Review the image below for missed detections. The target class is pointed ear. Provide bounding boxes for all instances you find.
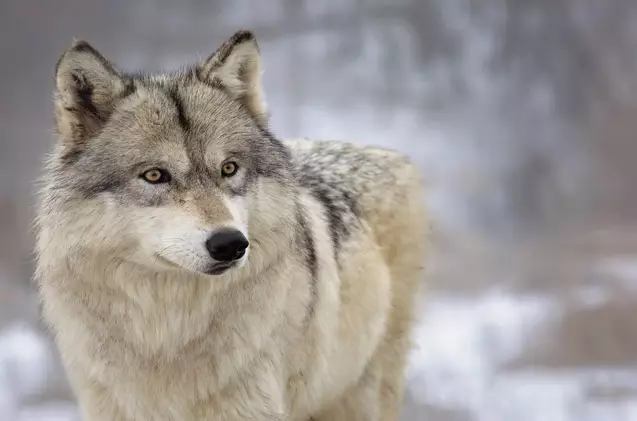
[197,30,268,125]
[54,41,133,148]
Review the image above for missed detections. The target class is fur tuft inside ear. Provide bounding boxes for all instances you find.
[197,30,268,124]
[54,41,132,150]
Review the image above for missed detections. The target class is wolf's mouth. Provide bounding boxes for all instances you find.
[204,261,238,276]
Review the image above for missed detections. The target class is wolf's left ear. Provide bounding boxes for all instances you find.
[197,30,268,125]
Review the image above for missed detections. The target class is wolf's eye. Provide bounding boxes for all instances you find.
[141,168,171,184]
[221,162,239,177]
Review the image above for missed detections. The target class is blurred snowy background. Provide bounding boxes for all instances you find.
[2,1,637,420]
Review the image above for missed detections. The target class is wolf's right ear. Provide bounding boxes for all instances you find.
[54,41,132,148]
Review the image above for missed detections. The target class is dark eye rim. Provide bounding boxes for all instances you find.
[141,168,172,184]
[221,161,239,177]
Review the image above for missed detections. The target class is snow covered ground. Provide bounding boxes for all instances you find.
[406,291,637,421]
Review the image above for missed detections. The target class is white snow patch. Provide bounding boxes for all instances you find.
[406,290,555,409]
[406,291,637,421]
[0,323,63,421]
[0,323,51,398]
[481,369,637,421]
[17,402,80,421]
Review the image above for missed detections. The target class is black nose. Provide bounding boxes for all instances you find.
[205,229,249,262]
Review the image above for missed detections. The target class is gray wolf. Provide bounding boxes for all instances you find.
[35,29,429,421]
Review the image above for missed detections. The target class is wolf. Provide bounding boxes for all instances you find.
[35,29,428,421]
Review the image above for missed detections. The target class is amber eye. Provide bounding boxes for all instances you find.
[221,162,239,177]
[141,168,171,184]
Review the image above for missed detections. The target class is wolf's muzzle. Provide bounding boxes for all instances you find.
[205,229,249,262]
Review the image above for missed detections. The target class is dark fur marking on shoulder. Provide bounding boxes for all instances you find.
[296,166,360,255]
[166,86,190,132]
[297,203,318,326]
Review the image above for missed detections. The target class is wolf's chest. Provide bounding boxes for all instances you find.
[90,317,293,421]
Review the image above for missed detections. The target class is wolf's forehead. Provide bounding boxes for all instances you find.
[131,75,253,149]
[117,74,253,160]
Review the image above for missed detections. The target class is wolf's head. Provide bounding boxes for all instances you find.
[37,31,297,277]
